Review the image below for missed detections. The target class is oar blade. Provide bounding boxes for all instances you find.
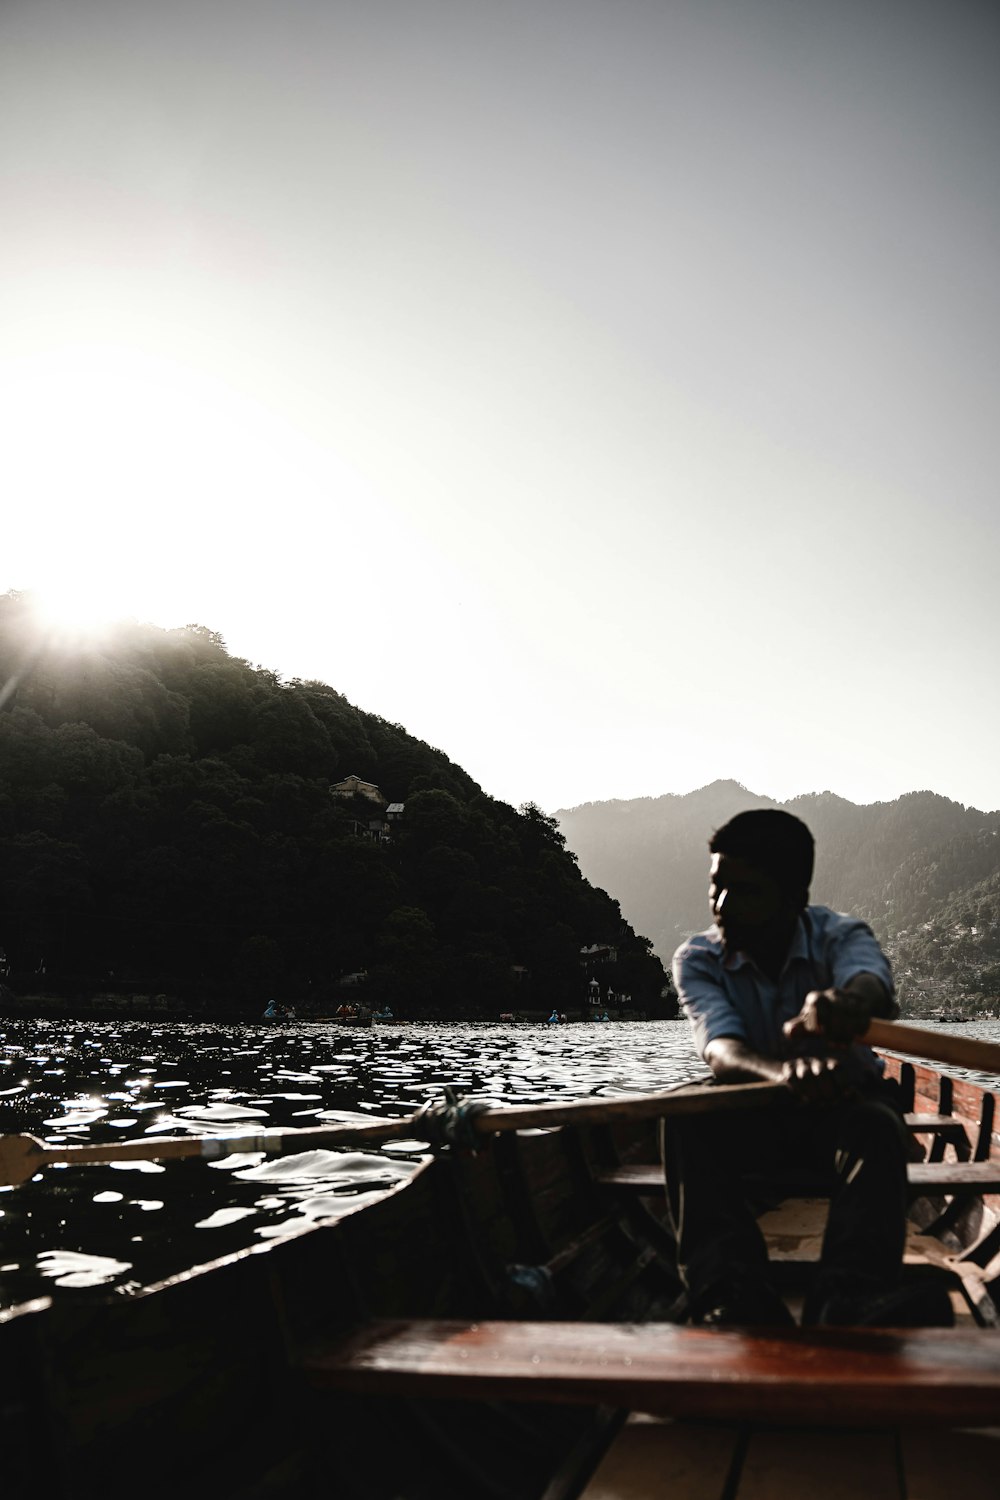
[0,1133,47,1188]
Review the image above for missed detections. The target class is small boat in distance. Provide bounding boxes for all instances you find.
[261,1001,296,1021]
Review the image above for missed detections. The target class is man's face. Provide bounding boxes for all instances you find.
[709,852,788,952]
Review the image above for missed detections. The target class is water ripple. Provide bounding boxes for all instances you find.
[0,1017,705,1306]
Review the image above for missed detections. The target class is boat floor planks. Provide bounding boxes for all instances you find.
[902,1428,1000,1500]
[736,1428,900,1500]
[575,1415,741,1500]
[578,1420,1000,1500]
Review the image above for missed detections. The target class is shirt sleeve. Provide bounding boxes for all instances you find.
[673,937,747,1059]
[825,916,895,999]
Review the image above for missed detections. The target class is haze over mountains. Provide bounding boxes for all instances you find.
[556,783,1000,1014]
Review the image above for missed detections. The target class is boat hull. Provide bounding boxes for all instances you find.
[3,1055,999,1498]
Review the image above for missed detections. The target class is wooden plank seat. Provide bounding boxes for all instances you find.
[302,1317,1000,1427]
[900,1075,996,1163]
[908,1161,1000,1194]
[905,1114,971,1159]
[596,1161,1000,1199]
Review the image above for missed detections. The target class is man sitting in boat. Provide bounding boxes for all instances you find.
[669,808,920,1328]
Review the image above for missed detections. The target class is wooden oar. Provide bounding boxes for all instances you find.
[471,1078,785,1132]
[865,1017,1000,1075]
[0,1078,784,1189]
[0,1114,428,1190]
[3,1022,993,1189]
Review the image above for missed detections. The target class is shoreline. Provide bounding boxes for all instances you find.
[0,990,660,1025]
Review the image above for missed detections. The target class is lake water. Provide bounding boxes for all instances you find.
[1,1015,997,1312]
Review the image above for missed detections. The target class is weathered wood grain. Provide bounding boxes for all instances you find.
[305,1318,1000,1426]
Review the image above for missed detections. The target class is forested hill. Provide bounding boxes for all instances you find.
[0,592,668,1015]
[556,782,1000,1014]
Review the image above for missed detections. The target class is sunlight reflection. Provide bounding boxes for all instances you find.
[0,1017,704,1308]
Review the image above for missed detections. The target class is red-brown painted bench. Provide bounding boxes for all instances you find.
[301,1316,1000,1427]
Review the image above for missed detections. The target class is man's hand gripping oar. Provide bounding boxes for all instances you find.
[785,988,1000,1076]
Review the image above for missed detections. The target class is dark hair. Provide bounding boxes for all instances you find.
[709,809,814,896]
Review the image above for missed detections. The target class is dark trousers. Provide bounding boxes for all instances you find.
[659,1083,909,1313]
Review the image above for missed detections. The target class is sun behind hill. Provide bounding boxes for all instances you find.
[26,585,136,649]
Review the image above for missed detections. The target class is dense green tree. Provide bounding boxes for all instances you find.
[0,590,669,1014]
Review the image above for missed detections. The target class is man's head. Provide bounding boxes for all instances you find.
[707,810,814,955]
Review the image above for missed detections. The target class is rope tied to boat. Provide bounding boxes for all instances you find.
[415,1087,492,1152]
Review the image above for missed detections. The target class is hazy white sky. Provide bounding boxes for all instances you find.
[2,0,998,813]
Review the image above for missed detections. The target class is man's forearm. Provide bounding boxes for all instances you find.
[704,1036,786,1084]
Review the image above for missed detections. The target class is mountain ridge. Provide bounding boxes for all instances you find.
[555,780,1000,1013]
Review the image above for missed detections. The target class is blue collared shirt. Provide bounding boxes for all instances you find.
[673,905,894,1077]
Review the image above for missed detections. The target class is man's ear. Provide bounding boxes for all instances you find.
[783,886,808,913]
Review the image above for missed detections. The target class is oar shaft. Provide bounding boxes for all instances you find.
[30,1081,786,1173]
[474,1079,786,1134]
[37,1115,423,1170]
[11,1026,1000,1186]
[865,1018,1000,1075]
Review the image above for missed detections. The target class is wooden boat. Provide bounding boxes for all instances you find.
[4,1038,1000,1498]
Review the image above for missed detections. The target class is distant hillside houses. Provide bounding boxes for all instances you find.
[580,943,617,964]
[330,775,387,807]
[330,776,404,843]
